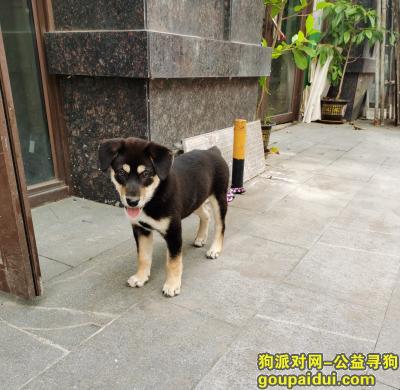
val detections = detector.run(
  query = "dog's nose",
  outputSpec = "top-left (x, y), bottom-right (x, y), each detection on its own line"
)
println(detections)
top-left (126, 198), bottom-right (139, 207)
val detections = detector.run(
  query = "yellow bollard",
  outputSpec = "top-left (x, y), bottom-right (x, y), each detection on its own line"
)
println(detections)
top-left (231, 119), bottom-right (247, 193)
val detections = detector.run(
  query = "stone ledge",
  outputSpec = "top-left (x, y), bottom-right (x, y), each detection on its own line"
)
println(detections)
top-left (45, 30), bottom-right (271, 79)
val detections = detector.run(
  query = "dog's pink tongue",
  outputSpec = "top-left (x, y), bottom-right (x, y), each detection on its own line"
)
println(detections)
top-left (125, 207), bottom-right (141, 219)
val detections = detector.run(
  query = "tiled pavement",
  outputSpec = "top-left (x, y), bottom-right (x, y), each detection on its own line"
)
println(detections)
top-left (1, 121), bottom-right (400, 389)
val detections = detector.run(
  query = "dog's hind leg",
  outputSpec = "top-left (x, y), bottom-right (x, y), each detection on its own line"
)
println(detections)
top-left (193, 202), bottom-right (210, 247)
top-left (206, 193), bottom-right (227, 259)
top-left (127, 226), bottom-right (153, 287)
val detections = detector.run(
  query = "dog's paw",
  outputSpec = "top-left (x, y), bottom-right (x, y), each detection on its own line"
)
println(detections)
top-left (193, 237), bottom-right (207, 247)
top-left (162, 281), bottom-right (181, 297)
top-left (206, 249), bottom-right (220, 259)
top-left (127, 273), bottom-right (149, 288)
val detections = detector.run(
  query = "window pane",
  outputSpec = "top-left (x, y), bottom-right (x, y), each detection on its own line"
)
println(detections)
top-left (268, 53), bottom-right (295, 116)
top-left (0, 0), bottom-right (54, 185)
top-left (267, 0), bottom-right (301, 117)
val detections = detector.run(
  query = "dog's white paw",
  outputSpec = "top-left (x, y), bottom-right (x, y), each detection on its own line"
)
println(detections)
top-left (206, 249), bottom-right (220, 259)
top-left (127, 273), bottom-right (149, 288)
top-left (193, 237), bottom-right (207, 247)
top-left (162, 281), bottom-right (181, 297)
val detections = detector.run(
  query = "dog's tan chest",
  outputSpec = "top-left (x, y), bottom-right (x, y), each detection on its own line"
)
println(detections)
top-left (134, 212), bottom-right (170, 235)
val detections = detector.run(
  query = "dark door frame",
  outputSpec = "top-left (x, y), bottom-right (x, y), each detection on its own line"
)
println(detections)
top-left (0, 30), bottom-right (41, 297)
top-left (1, 0), bottom-right (70, 207)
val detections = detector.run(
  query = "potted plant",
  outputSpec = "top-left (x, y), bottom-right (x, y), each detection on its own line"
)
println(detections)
top-left (317, 0), bottom-right (384, 123)
top-left (261, 114), bottom-right (276, 152)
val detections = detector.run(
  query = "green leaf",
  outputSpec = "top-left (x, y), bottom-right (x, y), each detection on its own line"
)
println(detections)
top-left (343, 31), bottom-right (350, 43)
top-left (293, 48), bottom-right (308, 70)
top-left (319, 49), bottom-right (327, 65)
top-left (334, 5), bottom-right (344, 13)
top-left (301, 45), bottom-right (316, 57)
top-left (332, 13), bottom-right (343, 28)
top-left (261, 38), bottom-right (268, 47)
top-left (294, 0), bottom-right (308, 12)
top-left (297, 30), bottom-right (305, 43)
top-left (345, 8), bottom-right (357, 17)
top-left (356, 32), bottom-right (365, 44)
top-left (306, 14), bottom-right (314, 35)
top-left (365, 30), bottom-right (372, 39)
top-left (368, 14), bottom-right (375, 28)
top-left (316, 1), bottom-right (332, 10)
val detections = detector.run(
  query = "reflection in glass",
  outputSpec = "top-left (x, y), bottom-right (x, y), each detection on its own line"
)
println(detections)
top-left (267, 0), bottom-right (301, 117)
top-left (267, 53), bottom-right (295, 116)
top-left (0, 0), bottom-right (54, 185)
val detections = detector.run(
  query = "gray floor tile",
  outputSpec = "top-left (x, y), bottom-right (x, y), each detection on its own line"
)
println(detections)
top-left (298, 144), bottom-right (346, 162)
top-left (341, 144), bottom-right (387, 164)
top-left (33, 197), bottom-right (132, 267)
top-left (320, 158), bottom-right (380, 182)
top-left (32, 240), bottom-right (158, 314)
top-left (0, 321), bottom-right (65, 390)
top-left (256, 283), bottom-right (385, 342)
top-left (374, 283), bottom-right (400, 389)
top-left (285, 243), bottom-right (400, 308)
top-left (196, 316), bottom-right (375, 390)
top-left (244, 198), bottom-right (340, 249)
top-left (173, 267), bottom-right (278, 326)
top-left (320, 227), bottom-right (400, 257)
top-left (35, 209), bottom-right (132, 267)
top-left (274, 155), bottom-right (331, 173)
top-left (0, 299), bottom-right (113, 350)
top-left (25, 300), bottom-right (238, 390)
top-left (214, 232), bottom-right (307, 281)
top-left (332, 198), bottom-right (400, 235)
top-left (39, 256), bottom-right (71, 282)
top-left (230, 176), bottom-right (298, 212)
top-left (261, 165), bottom-right (314, 185)
top-left (366, 175), bottom-right (400, 198)
top-left (367, 381), bottom-right (400, 390)
top-left (287, 174), bottom-right (365, 207)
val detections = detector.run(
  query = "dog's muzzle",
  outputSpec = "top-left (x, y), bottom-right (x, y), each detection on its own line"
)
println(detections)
top-left (126, 198), bottom-right (139, 207)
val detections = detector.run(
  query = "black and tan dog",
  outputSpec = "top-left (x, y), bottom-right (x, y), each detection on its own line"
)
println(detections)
top-left (99, 137), bottom-right (229, 297)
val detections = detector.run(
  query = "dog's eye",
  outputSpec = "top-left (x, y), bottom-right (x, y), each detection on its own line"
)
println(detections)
top-left (115, 169), bottom-right (128, 182)
top-left (141, 170), bottom-right (152, 178)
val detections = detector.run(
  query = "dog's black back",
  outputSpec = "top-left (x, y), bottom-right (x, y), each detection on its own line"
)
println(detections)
top-left (167, 147), bottom-right (228, 218)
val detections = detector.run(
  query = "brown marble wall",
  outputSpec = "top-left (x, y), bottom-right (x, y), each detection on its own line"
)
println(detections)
top-left (52, 0), bottom-right (145, 30)
top-left (149, 78), bottom-right (259, 147)
top-left (146, 0), bottom-right (226, 40)
top-left (45, 31), bottom-right (270, 79)
top-left (60, 76), bottom-right (148, 204)
top-left (230, 0), bottom-right (265, 43)
top-left (45, 31), bottom-right (148, 78)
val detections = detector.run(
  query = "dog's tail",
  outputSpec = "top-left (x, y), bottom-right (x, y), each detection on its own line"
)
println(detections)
top-left (208, 145), bottom-right (222, 155)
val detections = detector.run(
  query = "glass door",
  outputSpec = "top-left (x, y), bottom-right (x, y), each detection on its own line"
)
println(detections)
top-left (0, 0), bottom-right (54, 185)
top-left (266, 0), bottom-right (305, 123)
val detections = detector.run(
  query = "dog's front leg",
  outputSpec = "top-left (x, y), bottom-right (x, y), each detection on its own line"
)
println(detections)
top-left (162, 221), bottom-right (182, 297)
top-left (127, 226), bottom-right (153, 288)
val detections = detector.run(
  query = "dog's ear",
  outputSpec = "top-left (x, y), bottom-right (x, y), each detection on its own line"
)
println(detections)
top-left (146, 142), bottom-right (173, 180)
top-left (98, 138), bottom-right (124, 172)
